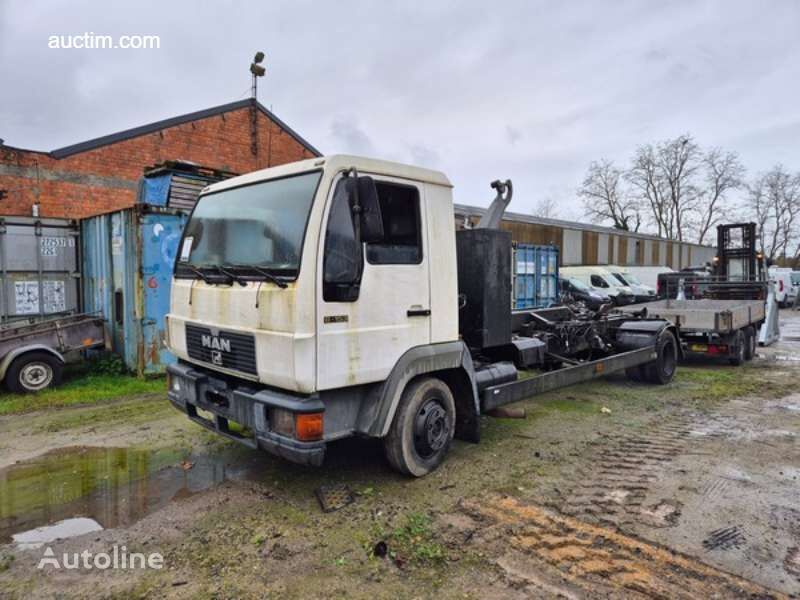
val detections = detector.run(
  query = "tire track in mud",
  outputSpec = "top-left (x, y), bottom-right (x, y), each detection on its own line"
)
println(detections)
top-left (546, 413), bottom-right (701, 529)
top-left (457, 495), bottom-right (787, 599)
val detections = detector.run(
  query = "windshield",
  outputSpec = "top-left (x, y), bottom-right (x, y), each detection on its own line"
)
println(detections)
top-left (569, 278), bottom-right (591, 291)
top-left (614, 271), bottom-right (641, 285)
top-left (792, 272), bottom-right (800, 285)
top-left (611, 272), bottom-right (629, 286)
top-left (177, 171), bottom-right (322, 275)
top-left (622, 272), bottom-right (642, 285)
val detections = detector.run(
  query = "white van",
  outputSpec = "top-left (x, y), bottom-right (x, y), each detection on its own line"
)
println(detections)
top-left (614, 266), bottom-right (674, 289)
top-left (769, 267), bottom-right (797, 307)
top-left (560, 266), bottom-right (636, 305)
top-left (605, 265), bottom-right (658, 302)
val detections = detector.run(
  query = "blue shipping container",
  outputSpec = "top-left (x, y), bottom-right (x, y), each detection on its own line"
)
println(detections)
top-left (82, 164), bottom-right (229, 374)
top-left (512, 243), bottom-right (559, 310)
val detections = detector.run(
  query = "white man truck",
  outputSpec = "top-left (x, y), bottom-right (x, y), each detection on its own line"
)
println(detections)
top-left (166, 155), bottom-right (679, 477)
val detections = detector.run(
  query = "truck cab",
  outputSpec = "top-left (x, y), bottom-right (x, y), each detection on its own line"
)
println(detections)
top-left (166, 156), bottom-right (471, 474)
top-left (166, 155), bottom-right (678, 476)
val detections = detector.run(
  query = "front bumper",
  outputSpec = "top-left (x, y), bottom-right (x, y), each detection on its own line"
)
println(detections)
top-left (614, 294), bottom-right (636, 306)
top-left (167, 362), bottom-right (326, 467)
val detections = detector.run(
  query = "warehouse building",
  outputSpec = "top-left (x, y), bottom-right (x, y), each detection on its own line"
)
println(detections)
top-left (454, 204), bottom-right (715, 269)
top-left (0, 99), bottom-right (320, 219)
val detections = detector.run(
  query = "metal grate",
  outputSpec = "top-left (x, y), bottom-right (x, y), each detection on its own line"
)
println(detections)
top-left (185, 324), bottom-right (257, 375)
top-left (168, 175), bottom-right (212, 211)
top-left (315, 484), bottom-right (354, 512)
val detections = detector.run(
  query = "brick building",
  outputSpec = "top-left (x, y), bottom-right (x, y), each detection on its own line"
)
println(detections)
top-left (0, 99), bottom-right (320, 219)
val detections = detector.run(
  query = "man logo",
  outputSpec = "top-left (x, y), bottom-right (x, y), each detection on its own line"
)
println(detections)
top-left (201, 334), bottom-right (231, 353)
top-left (210, 350), bottom-right (223, 366)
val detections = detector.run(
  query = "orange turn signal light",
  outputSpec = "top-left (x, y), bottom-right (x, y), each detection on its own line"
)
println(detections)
top-left (295, 412), bottom-right (324, 441)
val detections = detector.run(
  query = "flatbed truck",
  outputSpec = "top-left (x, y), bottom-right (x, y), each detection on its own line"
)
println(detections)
top-left (165, 156), bottom-right (679, 476)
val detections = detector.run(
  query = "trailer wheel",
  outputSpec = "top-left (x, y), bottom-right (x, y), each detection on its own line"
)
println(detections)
top-left (729, 330), bottom-right (745, 366)
top-left (743, 327), bottom-right (756, 361)
top-left (643, 330), bottom-right (678, 385)
top-left (384, 376), bottom-right (456, 477)
top-left (6, 352), bottom-right (63, 393)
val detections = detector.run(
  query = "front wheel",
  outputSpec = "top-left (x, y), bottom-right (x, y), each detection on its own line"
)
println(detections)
top-left (5, 352), bottom-right (63, 393)
top-left (384, 377), bottom-right (456, 477)
top-left (643, 330), bottom-right (678, 385)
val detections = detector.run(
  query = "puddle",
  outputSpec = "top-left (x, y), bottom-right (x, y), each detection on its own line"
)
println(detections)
top-left (0, 445), bottom-right (264, 548)
top-left (13, 517), bottom-right (103, 549)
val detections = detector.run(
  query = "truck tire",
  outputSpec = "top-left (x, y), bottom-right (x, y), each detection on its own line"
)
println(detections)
top-left (643, 330), bottom-right (678, 385)
top-left (384, 376), bottom-right (456, 477)
top-left (5, 352), bottom-right (63, 393)
top-left (729, 330), bottom-right (745, 366)
top-left (743, 327), bottom-right (756, 361)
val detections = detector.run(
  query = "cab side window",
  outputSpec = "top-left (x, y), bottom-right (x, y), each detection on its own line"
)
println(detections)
top-left (366, 183), bottom-right (422, 265)
top-left (590, 274), bottom-right (609, 288)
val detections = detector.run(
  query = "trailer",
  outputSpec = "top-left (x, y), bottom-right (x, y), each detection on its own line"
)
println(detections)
top-left (619, 298), bottom-right (764, 365)
top-left (0, 313), bottom-right (106, 393)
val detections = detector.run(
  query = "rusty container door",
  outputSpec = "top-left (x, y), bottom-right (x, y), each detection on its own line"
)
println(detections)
top-left (139, 212), bottom-right (187, 373)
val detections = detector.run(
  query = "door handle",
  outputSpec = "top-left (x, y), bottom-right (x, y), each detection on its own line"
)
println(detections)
top-left (407, 308), bottom-right (431, 317)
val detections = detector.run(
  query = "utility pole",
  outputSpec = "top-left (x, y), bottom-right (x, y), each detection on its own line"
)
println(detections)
top-left (249, 51), bottom-right (266, 158)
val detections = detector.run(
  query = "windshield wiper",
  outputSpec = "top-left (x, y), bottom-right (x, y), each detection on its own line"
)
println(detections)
top-left (181, 263), bottom-right (213, 284)
top-left (228, 264), bottom-right (288, 289)
top-left (217, 265), bottom-right (247, 287)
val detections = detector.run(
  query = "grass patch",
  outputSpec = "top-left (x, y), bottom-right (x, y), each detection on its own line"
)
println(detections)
top-left (33, 395), bottom-right (172, 432)
top-left (0, 373), bottom-right (165, 416)
top-left (367, 512), bottom-right (447, 567)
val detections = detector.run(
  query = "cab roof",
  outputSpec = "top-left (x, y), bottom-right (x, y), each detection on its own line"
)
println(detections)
top-left (203, 154), bottom-right (452, 195)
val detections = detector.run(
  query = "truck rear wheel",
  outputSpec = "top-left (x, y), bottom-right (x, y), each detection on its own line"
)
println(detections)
top-left (729, 330), bottom-right (745, 366)
top-left (384, 376), bottom-right (456, 477)
top-left (643, 330), bottom-right (677, 385)
top-left (743, 327), bottom-right (756, 361)
top-left (6, 352), bottom-right (63, 393)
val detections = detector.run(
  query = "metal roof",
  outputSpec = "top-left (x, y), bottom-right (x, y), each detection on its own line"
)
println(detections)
top-left (453, 203), bottom-right (712, 248)
top-left (48, 99), bottom-right (321, 159)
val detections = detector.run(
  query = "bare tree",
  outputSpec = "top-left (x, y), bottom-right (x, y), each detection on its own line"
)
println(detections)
top-left (532, 195), bottom-right (559, 219)
top-left (627, 135), bottom-right (701, 241)
top-left (693, 148), bottom-right (745, 245)
top-left (746, 165), bottom-right (800, 261)
top-left (626, 145), bottom-right (668, 236)
top-left (578, 159), bottom-right (641, 231)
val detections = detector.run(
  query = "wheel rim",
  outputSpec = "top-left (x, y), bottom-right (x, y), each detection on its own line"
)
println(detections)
top-left (413, 398), bottom-right (450, 459)
top-left (20, 361), bottom-right (53, 391)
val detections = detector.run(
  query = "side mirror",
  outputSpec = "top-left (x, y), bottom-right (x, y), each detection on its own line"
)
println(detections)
top-left (346, 176), bottom-right (384, 243)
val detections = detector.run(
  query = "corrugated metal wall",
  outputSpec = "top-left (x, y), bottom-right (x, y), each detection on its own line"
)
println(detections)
top-left (0, 218), bottom-right (81, 323)
top-left (82, 165), bottom-right (223, 375)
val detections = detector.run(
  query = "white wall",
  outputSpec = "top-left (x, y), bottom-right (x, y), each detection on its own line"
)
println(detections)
top-left (562, 229), bottom-right (582, 265)
top-left (598, 233), bottom-right (609, 264)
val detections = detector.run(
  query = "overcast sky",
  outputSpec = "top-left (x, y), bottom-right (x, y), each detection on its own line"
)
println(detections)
top-left (1, 0), bottom-right (799, 220)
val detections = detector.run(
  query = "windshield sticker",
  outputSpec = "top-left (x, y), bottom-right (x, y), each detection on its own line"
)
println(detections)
top-left (180, 237), bottom-right (193, 261)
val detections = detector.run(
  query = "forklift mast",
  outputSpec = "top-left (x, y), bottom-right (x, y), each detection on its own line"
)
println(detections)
top-left (714, 222), bottom-right (762, 281)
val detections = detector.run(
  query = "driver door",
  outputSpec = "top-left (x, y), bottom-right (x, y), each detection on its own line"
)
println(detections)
top-left (317, 175), bottom-right (431, 390)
